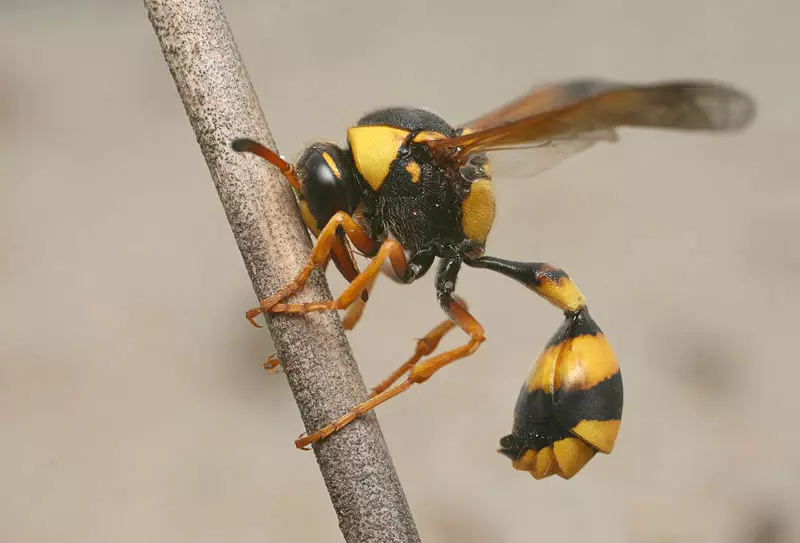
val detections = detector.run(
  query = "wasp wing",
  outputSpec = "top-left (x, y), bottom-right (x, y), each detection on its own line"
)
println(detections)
top-left (425, 80), bottom-right (755, 177)
top-left (461, 79), bottom-right (620, 130)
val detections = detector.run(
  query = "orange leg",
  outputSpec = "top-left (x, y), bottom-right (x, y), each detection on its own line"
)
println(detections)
top-left (341, 296), bottom-right (368, 331)
top-left (245, 211), bottom-right (380, 327)
top-left (256, 272), bottom-right (445, 378)
top-left (369, 318), bottom-right (457, 397)
top-left (295, 297), bottom-right (485, 449)
top-left (368, 296), bottom-right (469, 396)
top-left (263, 355), bottom-right (283, 374)
top-left (257, 299), bottom-right (453, 380)
top-left (267, 238), bottom-right (408, 315)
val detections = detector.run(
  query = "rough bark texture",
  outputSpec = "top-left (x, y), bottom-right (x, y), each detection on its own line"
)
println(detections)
top-left (143, 0), bottom-right (422, 541)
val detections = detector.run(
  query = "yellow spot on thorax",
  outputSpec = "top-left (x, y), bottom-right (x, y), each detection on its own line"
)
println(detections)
top-left (461, 178), bottom-right (496, 246)
top-left (412, 130), bottom-right (447, 143)
top-left (406, 161), bottom-right (421, 183)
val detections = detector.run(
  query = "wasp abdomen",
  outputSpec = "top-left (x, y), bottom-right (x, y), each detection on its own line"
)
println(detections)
top-left (499, 308), bottom-right (623, 479)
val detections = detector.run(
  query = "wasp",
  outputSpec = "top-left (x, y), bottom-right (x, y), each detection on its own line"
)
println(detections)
top-left (233, 79), bottom-right (755, 479)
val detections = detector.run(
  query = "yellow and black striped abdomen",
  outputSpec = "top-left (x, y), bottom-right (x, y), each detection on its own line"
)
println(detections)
top-left (499, 308), bottom-right (623, 479)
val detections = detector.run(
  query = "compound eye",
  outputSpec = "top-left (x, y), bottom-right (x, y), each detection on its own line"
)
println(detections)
top-left (301, 146), bottom-right (357, 224)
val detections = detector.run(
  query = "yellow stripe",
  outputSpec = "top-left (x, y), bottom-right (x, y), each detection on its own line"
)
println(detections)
top-left (571, 419), bottom-right (621, 454)
top-left (553, 334), bottom-right (619, 391)
top-left (553, 437), bottom-right (595, 479)
top-left (526, 342), bottom-right (560, 393)
top-left (535, 271), bottom-right (585, 313)
top-left (412, 130), bottom-right (447, 142)
top-left (322, 152), bottom-right (341, 179)
top-left (461, 179), bottom-right (495, 246)
top-left (533, 447), bottom-right (558, 479)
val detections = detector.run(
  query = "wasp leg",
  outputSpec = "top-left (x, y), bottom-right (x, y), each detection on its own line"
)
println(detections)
top-left (269, 244), bottom-right (435, 317)
top-left (341, 294), bottom-right (367, 331)
top-left (268, 238), bottom-right (407, 314)
top-left (369, 318), bottom-right (457, 398)
top-left (233, 139), bottom-right (371, 314)
top-left (340, 246), bottom-right (435, 331)
top-left (261, 298), bottom-right (460, 384)
top-left (245, 211), bottom-right (379, 327)
top-left (263, 354), bottom-right (283, 374)
top-left (295, 258), bottom-right (485, 449)
top-left (369, 294), bottom-right (467, 396)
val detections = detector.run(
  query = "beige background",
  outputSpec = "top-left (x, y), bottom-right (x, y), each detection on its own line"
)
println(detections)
top-left (2, 1), bottom-right (799, 542)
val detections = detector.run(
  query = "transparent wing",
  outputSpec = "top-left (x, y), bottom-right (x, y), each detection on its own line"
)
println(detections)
top-left (478, 128), bottom-right (618, 178)
top-left (460, 79), bottom-right (620, 130)
top-left (424, 79), bottom-right (756, 174)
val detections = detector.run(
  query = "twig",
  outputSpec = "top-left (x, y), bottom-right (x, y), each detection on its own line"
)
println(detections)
top-left (143, 0), bottom-right (422, 541)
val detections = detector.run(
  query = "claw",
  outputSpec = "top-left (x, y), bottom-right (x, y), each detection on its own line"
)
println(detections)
top-left (296, 433), bottom-right (313, 450)
top-left (263, 355), bottom-right (283, 374)
top-left (246, 308), bottom-right (264, 327)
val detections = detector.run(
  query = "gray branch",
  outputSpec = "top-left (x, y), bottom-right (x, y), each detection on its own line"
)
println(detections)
top-left (143, 0), bottom-right (421, 541)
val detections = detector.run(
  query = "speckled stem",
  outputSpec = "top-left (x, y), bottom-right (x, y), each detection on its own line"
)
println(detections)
top-left (143, 0), bottom-right (421, 541)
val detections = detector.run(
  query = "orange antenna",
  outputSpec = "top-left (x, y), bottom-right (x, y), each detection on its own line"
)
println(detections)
top-left (232, 139), bottom-right (301, 190)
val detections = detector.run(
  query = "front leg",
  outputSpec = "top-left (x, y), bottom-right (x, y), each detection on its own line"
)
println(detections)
top-left (341, 247), bottom-right (435, 331)
top-left (245, 211), bottom-right (379, 326)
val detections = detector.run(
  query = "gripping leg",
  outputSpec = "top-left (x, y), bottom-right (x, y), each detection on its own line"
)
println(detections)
top-left (467, 256), bottom-right (623, 480)
top-left (295, 258), bottom-right (486, 449)
top-left (369, 316), bottom-right (457, 397)
top-left (244, 211), bottom-right (382, 326)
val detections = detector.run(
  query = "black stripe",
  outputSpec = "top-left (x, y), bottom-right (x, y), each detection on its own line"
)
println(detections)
top-left (545, 307), bottom-right (603, 349)
top-left (500, 370), bottom-right (622, 458)
top-left (554, 370), bottom-right (623, 430)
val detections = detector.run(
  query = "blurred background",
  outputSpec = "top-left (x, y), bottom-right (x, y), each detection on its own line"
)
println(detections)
top-left (2, 1), bottom-right (798, 542)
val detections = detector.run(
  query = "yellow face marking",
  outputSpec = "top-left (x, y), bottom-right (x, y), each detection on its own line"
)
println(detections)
top-left (461, 179), bottom-right (496, 246)
top-left (535, 270), bottom-right (586, 313)
top-left (412, 130), bottom-right (447, 143)
top-left (298, 200), bottom-right (320, 237)
top-left (571, 420), bottom-right (621, 454)
top-left (347, 126), bottom-right (408, 191)
top-left (553, 437), bottom-right (595, 479)
top-left (526, 342), bottom-right (560, 393)
top-left (322, 152), bottom-right (341, 179)
top-left (405, 161), bottom-right (421, 183)
top-left (554, 334), bottom-right (619, 391)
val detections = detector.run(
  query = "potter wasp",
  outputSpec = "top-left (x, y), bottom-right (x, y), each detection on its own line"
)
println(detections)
top-left (233, 79), bottom-right (755, 479)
